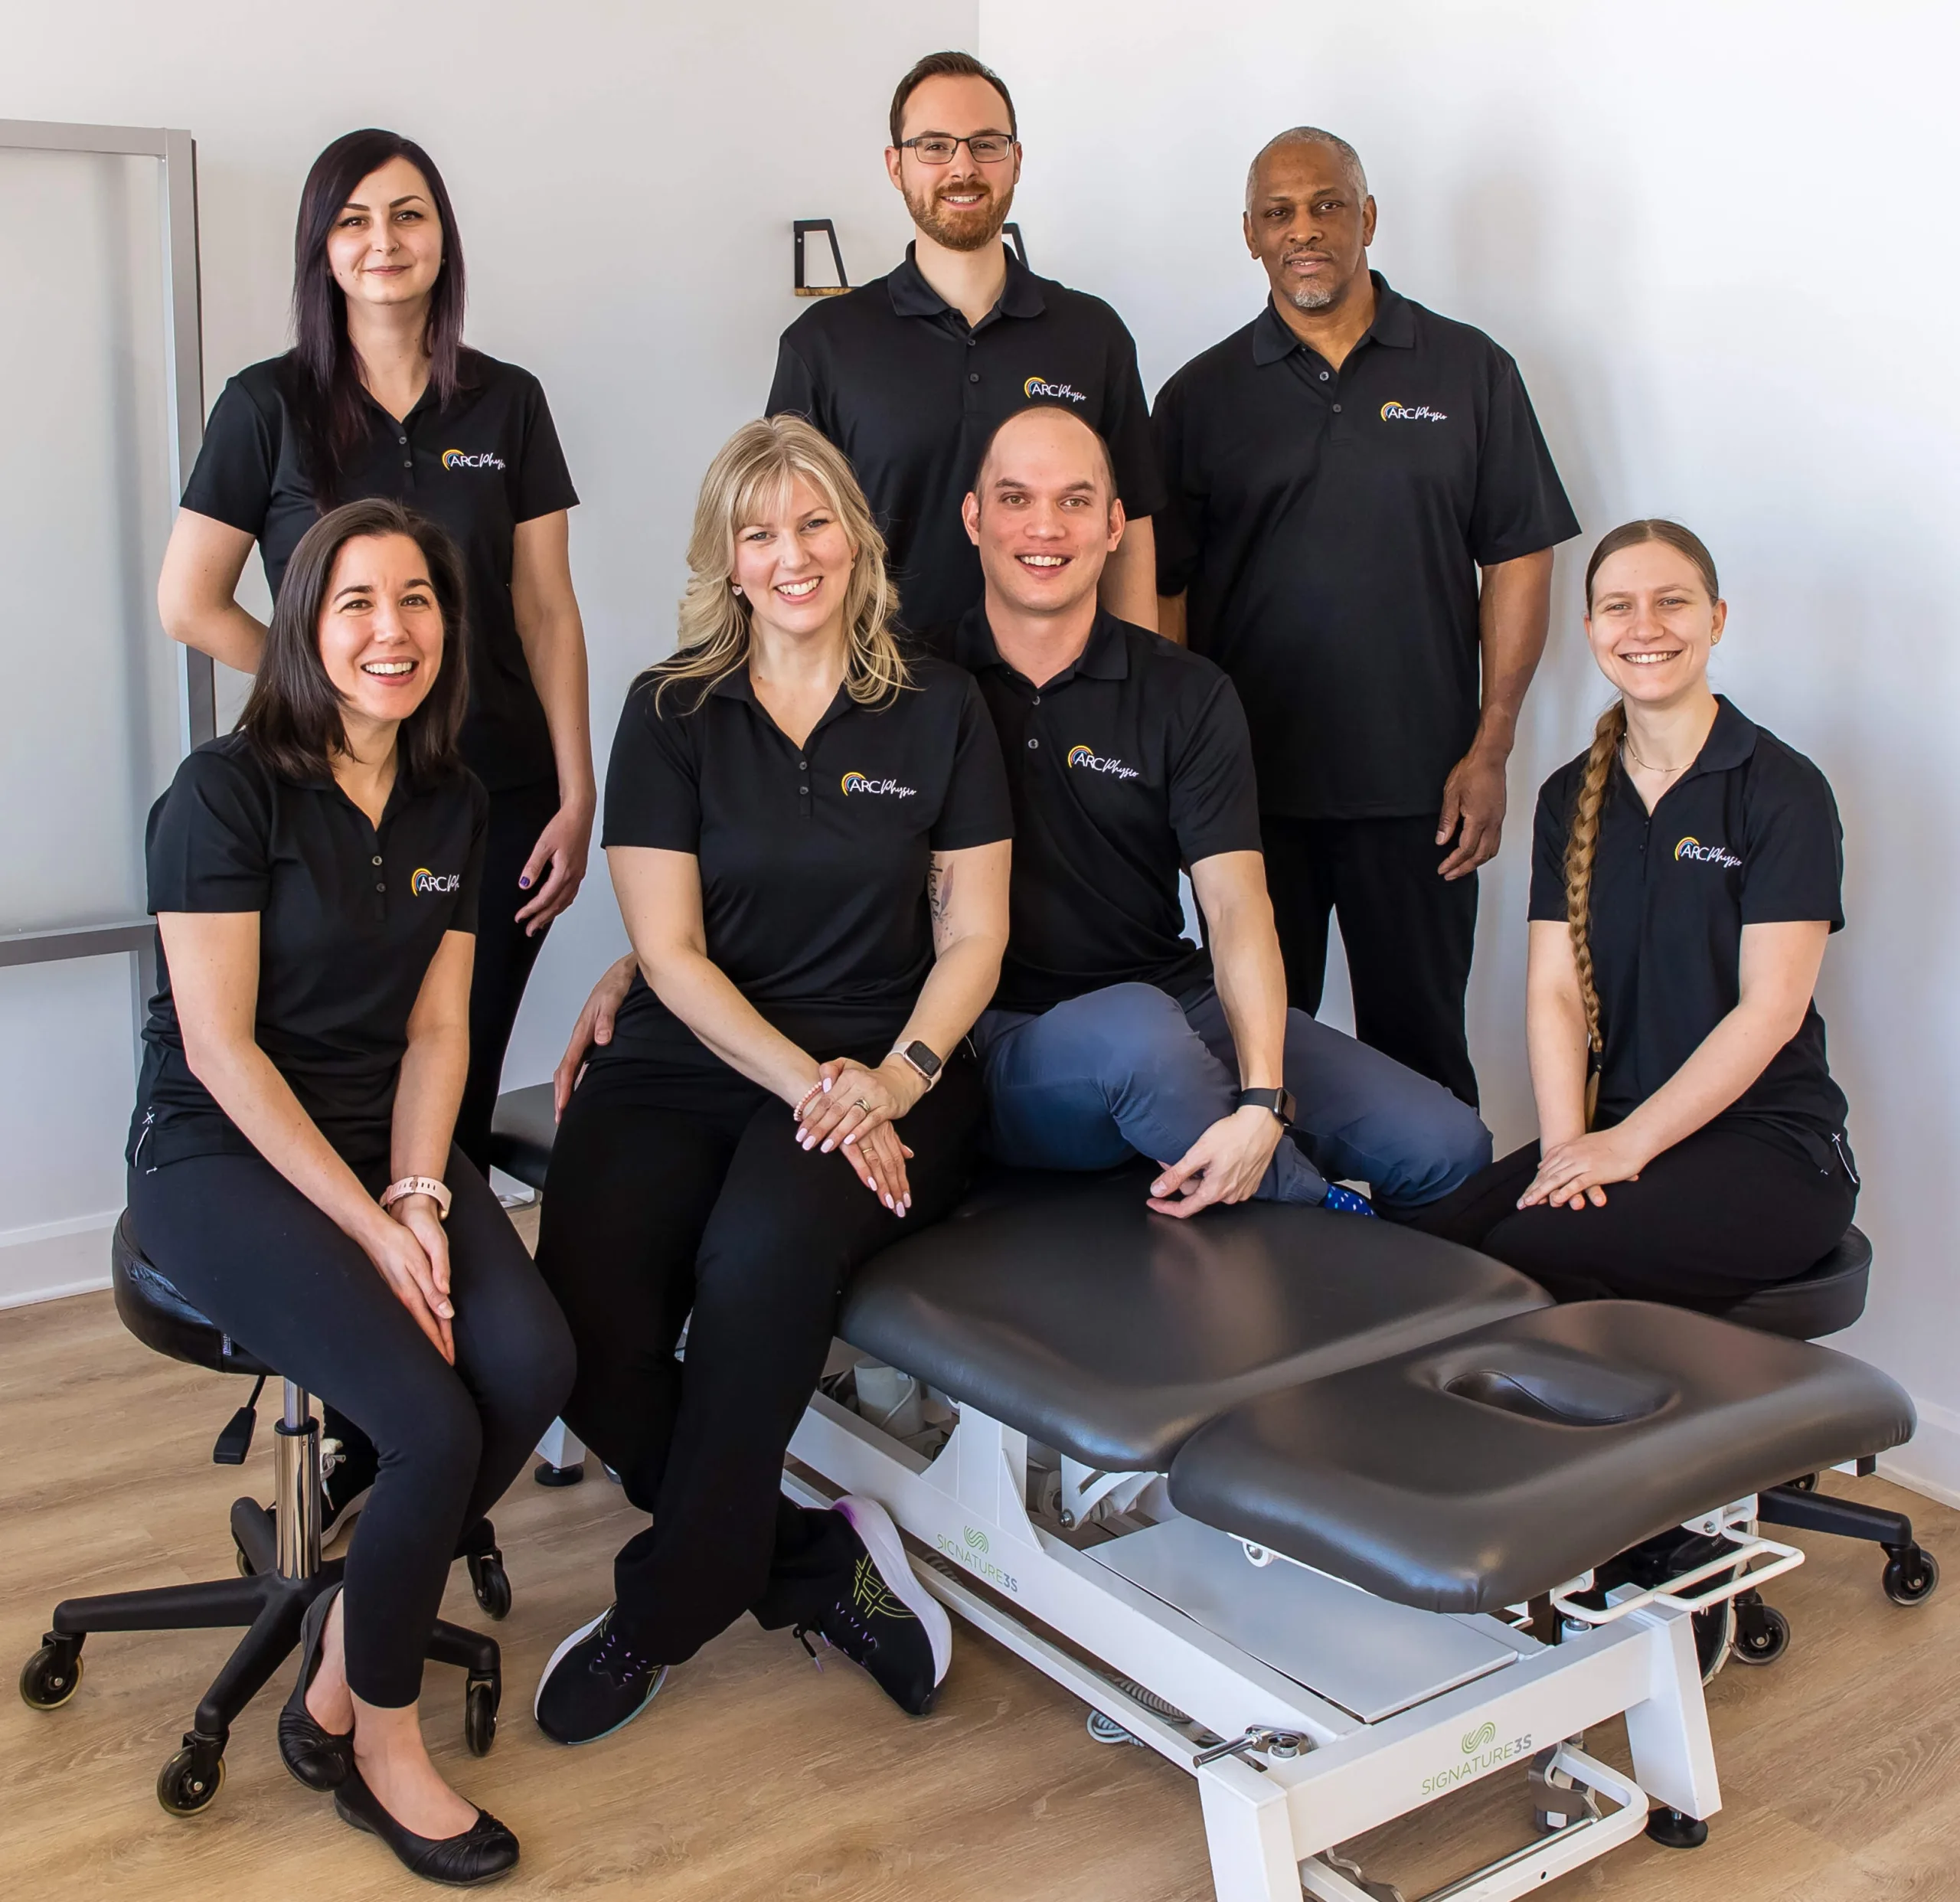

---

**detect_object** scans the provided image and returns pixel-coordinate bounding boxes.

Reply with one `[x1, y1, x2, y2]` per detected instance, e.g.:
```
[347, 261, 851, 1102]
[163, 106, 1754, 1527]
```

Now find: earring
[731, 584, 743, 596]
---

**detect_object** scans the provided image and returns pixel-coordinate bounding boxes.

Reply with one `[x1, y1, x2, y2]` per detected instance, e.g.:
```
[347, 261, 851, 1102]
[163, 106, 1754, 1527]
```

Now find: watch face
[904, 1040, 942, 1077]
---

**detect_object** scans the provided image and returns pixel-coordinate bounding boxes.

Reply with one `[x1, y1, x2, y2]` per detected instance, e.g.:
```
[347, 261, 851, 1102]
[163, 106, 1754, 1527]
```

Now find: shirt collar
[707, 662, 858, 739]
[1251, 270, 1413, 366]
[1686, 695, 1759, 777]
[956, 601, 1130, 685]
[887, 241, 1046, 326]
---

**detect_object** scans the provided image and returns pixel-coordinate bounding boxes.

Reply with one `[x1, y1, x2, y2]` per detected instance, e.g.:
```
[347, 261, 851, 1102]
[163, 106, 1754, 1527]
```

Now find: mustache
[935, 180, 994, 207]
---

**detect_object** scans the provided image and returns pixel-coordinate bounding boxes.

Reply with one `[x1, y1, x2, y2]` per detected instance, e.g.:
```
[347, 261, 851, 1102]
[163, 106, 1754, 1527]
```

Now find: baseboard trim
[1880, 1398, 1960, 1511]
[0, 1215, 117, 1310]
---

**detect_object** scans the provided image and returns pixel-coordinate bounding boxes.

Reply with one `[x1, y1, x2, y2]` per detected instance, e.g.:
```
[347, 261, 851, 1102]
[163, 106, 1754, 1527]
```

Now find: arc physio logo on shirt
[1674, 836, 1742, 868]
[1067, 744, 1141, 780]
[441, 448, 507, 470]
[410, 867, 462, 895]
[840, 770, 917, 799]
[1023, 376, 1087, 404]
[1379, 400, 1448, 423]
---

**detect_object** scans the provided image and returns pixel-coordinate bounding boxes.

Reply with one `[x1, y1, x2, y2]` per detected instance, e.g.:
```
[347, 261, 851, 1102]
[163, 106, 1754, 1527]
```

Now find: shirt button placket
[799, 758, 811, 815]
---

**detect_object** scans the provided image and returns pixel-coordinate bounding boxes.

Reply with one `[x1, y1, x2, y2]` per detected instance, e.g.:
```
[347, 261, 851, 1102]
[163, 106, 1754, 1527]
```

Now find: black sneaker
[533, 1606, 669, 1745]
[320, 1429, 377, 1547]
[795, 1495, 952, 1716]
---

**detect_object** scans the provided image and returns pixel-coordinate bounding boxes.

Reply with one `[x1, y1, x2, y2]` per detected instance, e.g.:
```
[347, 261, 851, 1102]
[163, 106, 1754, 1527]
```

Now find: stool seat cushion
[1168, 1299, 1916, 1613]
[1718, 1226, 1871, 1339]
[488, 1082, 555, 1193]
[839, 1163, 1551, 1472]
[112, 1212, 277, 1380]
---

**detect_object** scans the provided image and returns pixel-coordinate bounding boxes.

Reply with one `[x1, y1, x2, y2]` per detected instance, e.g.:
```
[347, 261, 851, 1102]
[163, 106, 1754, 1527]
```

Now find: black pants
[534, 1044, 983, 1665]
[455, 779, 561, 1172]
[128, 1146, 573, 1705]
[1398, 1124, 1857, 1308]
[1260, 813, 1480, 1109]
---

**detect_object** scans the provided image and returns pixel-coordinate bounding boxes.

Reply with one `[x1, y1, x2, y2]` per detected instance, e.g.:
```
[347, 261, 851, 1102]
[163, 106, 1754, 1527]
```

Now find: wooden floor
[4, 1253, 1958, 1900]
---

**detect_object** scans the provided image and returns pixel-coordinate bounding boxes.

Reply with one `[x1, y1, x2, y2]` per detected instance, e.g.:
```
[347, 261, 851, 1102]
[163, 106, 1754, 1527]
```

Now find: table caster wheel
[157, 1735, 225, 1815]
[1645, 1806, 1707, 1849]
[18, 1635, 84, 1711]
[1732, 1601, 1790, 1665]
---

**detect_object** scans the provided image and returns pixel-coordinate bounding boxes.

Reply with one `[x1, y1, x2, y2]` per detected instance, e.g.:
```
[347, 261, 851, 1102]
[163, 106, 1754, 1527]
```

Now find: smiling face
[315, 532, 445, 733]
[886, 71, 1021, 253]
[964, 408, 1124, 618]
[1243, 139, 1374, 314]
[1585, 541, 1727, 708]
[325, 155, 444, 312]
[731, 472, 859, 643]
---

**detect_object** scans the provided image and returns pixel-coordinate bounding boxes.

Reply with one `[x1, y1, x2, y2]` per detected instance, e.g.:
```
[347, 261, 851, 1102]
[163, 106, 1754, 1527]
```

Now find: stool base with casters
[17, 1215, 506, 1814]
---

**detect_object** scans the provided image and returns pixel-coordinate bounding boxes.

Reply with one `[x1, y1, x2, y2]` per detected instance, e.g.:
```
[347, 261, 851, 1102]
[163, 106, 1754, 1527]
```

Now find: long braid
[1563, 700, 1625, 1127]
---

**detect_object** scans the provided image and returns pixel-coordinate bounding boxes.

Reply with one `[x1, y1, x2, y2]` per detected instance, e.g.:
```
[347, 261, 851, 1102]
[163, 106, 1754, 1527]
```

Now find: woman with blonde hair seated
[1408, 519, 1857, 1306]
[532, 417, 1012, 1745]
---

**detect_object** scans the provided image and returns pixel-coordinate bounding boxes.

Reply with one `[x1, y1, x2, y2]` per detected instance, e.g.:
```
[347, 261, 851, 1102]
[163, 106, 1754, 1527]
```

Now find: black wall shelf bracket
[793, 220, 851, 297]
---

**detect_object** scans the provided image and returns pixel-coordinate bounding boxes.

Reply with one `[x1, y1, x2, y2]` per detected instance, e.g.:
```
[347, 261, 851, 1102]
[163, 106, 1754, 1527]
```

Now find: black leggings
[455, 779, 561, 1172]
[1399, 1123, 1857, 1309]
[534, 1044, 983, 1665]
[128, 1146, 573, 1705]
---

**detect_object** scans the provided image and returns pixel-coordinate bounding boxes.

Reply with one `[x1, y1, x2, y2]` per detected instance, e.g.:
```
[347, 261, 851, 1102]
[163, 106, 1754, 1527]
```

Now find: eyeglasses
[898, 132, 1016, 166]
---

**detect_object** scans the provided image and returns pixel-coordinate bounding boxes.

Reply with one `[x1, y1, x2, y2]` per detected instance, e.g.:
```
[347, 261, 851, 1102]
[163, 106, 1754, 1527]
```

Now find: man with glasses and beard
[769, 50, 1165, 632]
[1153, 127, 1579, 1109]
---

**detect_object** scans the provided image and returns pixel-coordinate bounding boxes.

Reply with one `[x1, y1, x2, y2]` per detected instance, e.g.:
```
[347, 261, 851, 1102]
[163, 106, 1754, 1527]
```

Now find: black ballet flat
[333, 1766, 520, 1887]
[279, 1583, 353, 1791]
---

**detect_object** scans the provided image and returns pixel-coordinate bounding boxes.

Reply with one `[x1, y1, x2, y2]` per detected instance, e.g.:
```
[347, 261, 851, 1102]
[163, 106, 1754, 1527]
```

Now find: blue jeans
[974, 981, 1492, 1211]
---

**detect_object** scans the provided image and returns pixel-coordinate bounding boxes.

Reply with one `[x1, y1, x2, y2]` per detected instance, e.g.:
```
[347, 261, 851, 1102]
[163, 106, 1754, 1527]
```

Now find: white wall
[1, 0, 977, 1301]
[981, 0, 1960, 1498]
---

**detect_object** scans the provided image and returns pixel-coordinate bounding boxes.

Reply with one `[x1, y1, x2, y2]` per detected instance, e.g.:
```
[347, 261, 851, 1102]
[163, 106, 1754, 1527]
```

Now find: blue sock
[1321, 1183, 1377, 1218]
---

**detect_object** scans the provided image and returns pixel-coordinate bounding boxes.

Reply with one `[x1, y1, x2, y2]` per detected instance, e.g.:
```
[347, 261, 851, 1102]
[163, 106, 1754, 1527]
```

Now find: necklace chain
[1622, 735, 1695, 775]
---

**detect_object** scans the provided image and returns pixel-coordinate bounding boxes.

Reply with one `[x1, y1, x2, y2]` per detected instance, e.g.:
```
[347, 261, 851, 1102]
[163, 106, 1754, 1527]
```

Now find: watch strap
[1236, 1087, 1295, 1127]
[381, 1176, 452, 1221]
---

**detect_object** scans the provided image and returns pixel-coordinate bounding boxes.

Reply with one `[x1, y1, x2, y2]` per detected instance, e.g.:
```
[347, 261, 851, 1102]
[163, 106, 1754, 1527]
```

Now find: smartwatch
[891, 1040, 944, 1091]
[1236, 1087, 1296, 1128]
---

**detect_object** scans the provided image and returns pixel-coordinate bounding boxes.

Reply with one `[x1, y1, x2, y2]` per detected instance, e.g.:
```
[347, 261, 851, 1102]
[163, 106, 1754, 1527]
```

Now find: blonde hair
[1564, 518, 1722, 1123]
[652, 416, 910, 714]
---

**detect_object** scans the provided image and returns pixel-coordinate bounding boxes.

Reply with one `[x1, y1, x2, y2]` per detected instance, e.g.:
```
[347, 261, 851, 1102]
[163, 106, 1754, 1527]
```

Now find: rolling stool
[1717, 1225, 1939, 1665]
[16, 1213, 509, 1814]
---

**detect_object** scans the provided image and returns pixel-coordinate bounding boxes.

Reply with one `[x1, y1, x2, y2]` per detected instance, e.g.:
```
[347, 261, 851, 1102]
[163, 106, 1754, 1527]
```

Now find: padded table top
[1168, 1300, 1918, 1613]
[840, 1162, 1550, 1471]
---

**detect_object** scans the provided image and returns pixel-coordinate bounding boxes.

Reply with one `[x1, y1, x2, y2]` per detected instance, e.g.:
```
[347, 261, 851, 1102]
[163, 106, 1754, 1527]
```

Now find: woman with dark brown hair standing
[158, 127, 593, 1174]
[1406, 520, 1858, 1306]
[130, 499, 571, 1883]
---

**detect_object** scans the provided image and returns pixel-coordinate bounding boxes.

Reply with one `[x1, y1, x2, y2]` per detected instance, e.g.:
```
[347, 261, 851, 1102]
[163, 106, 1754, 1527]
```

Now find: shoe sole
[532, 1611, 668, 1746]
[835, 1495, 952, 1691]
[333, 1796, 519, 1887]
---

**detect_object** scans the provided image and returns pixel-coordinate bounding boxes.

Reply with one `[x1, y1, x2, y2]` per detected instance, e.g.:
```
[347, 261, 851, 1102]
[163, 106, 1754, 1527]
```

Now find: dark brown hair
[290, 129, 469, 502]
[237, 498, 469, 784]
[1564, 519, 1723, 1111]
[889, 51, 1018, 147]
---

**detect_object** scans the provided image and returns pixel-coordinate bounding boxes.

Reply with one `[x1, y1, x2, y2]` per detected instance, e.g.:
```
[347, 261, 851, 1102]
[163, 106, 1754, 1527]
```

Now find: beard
[906, 175, 1014, 253]
[1277, 248, 1344, 311]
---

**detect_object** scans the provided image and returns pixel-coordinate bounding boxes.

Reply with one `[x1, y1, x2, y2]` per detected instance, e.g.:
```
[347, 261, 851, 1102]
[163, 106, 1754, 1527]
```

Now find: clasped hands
[793, 1055, 926, 1216]
[361, 1191, 456, 1364]
[1517, 1123, 1654, 1211]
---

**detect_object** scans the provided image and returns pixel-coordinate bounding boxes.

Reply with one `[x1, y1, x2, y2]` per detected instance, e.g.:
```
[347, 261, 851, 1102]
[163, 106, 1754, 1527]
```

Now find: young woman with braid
[1404, 521, 1857, 1306]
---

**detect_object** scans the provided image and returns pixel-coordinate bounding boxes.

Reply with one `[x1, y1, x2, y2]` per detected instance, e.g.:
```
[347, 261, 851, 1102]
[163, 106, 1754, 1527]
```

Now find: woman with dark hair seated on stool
[128, 498, 573, 1884]
[531, 417, 1011, 1746]
[1408, 519, 1858, 1305]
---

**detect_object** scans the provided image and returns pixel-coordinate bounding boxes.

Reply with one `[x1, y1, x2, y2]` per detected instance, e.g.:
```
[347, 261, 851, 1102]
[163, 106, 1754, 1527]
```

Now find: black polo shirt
[181, 348, 580, 792]
[930, 606, 1262, 1012]
[1153, 276, 1580, 819]
[132, 734, 488, 1173]
[767, 243, 1165, 632]
[598, 655, 1012, 1066]
[1528, 698, 1850, 1169]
